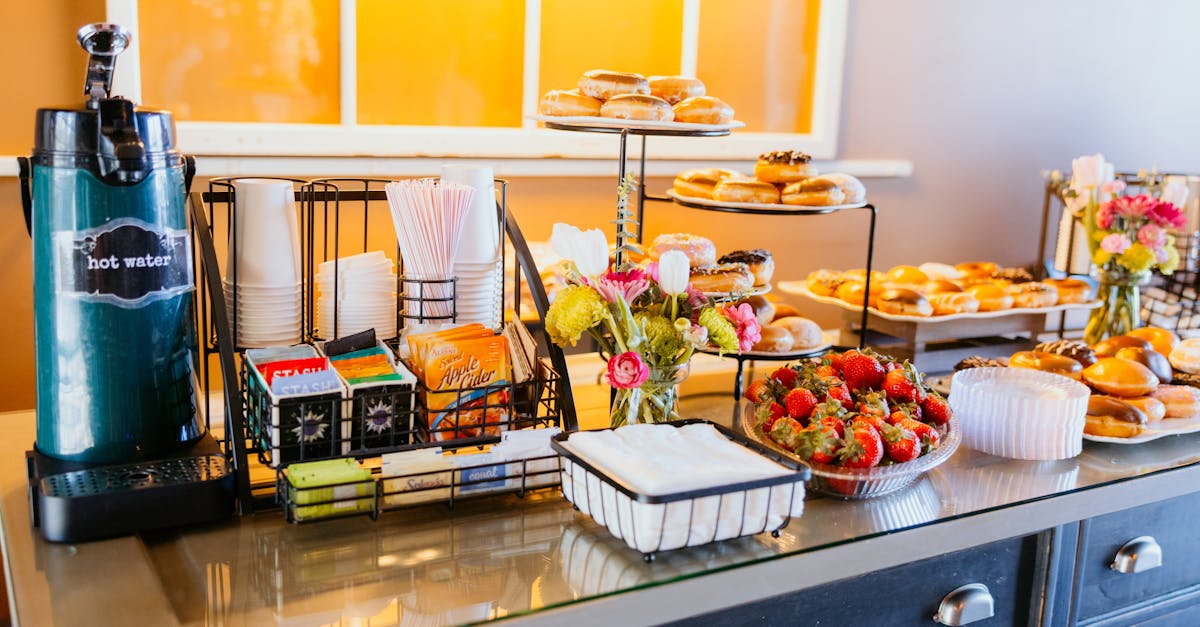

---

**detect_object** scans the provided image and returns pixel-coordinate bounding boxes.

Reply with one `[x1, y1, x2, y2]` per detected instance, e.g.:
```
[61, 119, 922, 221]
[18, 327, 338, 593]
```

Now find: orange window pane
[139, 0, 340, 124]
[697, 0, 821, 133]
[357, 0, 525, 127]
[539, 0, 683, 95]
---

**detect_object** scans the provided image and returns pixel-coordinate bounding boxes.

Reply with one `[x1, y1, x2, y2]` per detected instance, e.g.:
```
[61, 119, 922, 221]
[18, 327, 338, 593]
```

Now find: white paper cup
[229, 179, 302, 288]
[950, 367, 1090, 460]
[441, 165, 499, 263]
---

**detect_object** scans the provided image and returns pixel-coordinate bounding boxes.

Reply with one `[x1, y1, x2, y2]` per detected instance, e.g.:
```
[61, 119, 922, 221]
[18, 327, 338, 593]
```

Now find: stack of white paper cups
[442, 165, 502, 328]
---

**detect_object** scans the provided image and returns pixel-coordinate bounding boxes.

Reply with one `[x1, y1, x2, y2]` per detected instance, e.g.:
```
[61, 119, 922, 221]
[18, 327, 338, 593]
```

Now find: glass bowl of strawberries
[739, 348, 961, 499]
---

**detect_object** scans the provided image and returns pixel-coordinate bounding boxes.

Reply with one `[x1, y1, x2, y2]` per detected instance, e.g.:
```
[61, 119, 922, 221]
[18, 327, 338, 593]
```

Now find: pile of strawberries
[745, 348, 951, 470]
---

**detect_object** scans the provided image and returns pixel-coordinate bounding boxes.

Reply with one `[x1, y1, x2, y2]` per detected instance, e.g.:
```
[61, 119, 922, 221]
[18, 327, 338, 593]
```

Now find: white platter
[666, 190, 868, 213]
[1084, 414, 1200, 444]
[529, 114, 745, 133]
[778, 282, 1102, 323]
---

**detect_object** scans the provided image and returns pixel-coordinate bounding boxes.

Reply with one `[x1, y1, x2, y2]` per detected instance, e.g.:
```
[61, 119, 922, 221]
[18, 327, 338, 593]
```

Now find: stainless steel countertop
[4, 398, 1200, 626]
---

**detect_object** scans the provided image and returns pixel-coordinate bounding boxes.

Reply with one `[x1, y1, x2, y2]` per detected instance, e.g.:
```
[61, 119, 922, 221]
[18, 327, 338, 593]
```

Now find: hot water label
[53, 217, 193, 307]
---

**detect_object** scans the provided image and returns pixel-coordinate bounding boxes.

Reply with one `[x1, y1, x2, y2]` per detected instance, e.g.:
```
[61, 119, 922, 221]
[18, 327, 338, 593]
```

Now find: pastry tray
[529, 115, 744, 135]
[702, 283, 771, 300]
[550, 419, 808, 560]
[779, 282, 1101, 322]
[667, 190, 868, 214]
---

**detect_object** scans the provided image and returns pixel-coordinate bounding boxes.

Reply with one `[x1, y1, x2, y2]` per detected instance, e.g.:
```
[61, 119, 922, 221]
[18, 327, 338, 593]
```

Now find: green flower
[545, 285, 607, 347]
[638, 313, 685, 363]
[698, 308, 738, 354]
[1117, 242, 1156, 274]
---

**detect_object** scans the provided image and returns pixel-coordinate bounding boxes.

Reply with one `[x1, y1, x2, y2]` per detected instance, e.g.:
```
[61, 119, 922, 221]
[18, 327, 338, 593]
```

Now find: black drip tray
[29, 440, 236, 543]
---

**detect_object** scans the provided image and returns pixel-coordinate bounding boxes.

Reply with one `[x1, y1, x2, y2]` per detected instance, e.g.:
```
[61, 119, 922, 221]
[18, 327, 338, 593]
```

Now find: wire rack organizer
[192, 176, 578, 517]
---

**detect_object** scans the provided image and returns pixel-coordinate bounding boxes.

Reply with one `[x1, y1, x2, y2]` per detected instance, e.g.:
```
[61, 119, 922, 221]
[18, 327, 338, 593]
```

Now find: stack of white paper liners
[314, 251, 398, 339]
[384, 178, 475, 322]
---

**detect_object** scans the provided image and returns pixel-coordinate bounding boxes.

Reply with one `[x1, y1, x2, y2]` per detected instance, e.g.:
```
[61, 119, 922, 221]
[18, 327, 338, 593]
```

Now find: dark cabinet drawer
[1074, 491, 1200, 623]
[668, 535, 1038, 626]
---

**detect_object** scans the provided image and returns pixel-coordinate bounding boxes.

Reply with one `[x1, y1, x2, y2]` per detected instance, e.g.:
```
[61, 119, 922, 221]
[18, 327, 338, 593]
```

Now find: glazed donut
[689, 263, 753, 293]
[887, 265, 929, 284]
[822, 173, 867, 204]
[578, 70, 648, 100]
[928, 291, 980, 315]
[877, 288, 933, 317]
[1125, 396, 1167, 423]
[649, 233, 717, 268]
[771, 316, 824, 350]
[1114, 346, 1173, 383]
[600, 94, 673, 121]
[956, 261, 998, 279]
[714, 179, 780, 204]
[648, 75, 705, 105]
[921, 279, 964, 294]
[1169, 338, 1200, 374]
[673, 96, 734, 125]
[719, 249, 774, 286]
[782, 177, 846, 207]
[1010, 282, 1058, 308]
[754, 150, 815, 184]
[1149, 384, 1200, 418]
[753, 325, 794, 352]
[1127, 326, 1179, 358]
[1008, 350, 1083, 379]
[538, 89, 602, 117]
[1034, 339, 1097, 367]
[1093, 335, 1153, 358]
[918, 262, 962, 281]
[805, 269, 844, 297]
[990, 267, 1034, 285]
[735, 295, 775, 326]
[673, 168, 745, 200]
[1086, 396, 1148, 438]
[967, 284, 1013, 311]
[1082, 357, 1159, 397]
[1044, 278, 1093, 304]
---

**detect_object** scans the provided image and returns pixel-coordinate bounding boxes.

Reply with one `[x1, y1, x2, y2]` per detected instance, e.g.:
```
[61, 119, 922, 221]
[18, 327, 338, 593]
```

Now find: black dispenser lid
[32, 24, 181, 185]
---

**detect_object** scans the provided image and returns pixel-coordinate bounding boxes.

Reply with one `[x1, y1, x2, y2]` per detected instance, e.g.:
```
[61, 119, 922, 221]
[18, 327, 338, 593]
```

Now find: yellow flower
[1117, 242, 1156, 274]
[545, 285, 607, 347]
[1162, 246, 1180, 275]
[1092, 249, 1113, 267]
[698, 308, 738, 354]
[637, 313, 685, 363]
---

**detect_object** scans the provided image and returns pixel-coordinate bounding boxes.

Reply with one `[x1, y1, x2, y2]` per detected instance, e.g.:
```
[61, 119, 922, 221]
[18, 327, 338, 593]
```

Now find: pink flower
[685, 284, 707, 309]
[1137, 223, 1167, 248]
[1100, 233, 1132, 254]
[1095, 202, 1117, 229]
[721, 303, 762, 352]
[644, 261, 659, 282]
[1100, 180, 1127, 195]
[607, 351, 649, 389]
[1148, 199, 1186, 229]
[594, 269, 650, 303]
[683, 323, 709, 348]
[1155, 246, 1171, 263]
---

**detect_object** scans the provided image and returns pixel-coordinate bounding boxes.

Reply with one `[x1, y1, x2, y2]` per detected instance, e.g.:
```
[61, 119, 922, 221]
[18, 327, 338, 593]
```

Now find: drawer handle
[933, 583, 994, 626]
[1111, 535, 1162, 574]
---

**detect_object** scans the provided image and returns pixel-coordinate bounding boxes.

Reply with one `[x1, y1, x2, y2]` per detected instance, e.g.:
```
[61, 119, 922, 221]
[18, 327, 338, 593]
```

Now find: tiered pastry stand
[535, 117, 878, 399]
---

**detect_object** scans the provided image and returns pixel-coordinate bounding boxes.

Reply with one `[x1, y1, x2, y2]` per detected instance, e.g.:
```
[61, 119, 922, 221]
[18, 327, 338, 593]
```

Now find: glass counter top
[5, 394, 1200, 626]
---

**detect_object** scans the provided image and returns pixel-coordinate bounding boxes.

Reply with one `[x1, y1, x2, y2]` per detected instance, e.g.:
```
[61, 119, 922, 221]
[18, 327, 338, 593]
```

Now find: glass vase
[609, 363, 690, 428]
[1084, 267, 1150, 345]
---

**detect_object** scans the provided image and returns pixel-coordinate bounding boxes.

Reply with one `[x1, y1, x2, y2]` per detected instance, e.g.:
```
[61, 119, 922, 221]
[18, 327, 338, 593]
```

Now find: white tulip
[1161, 180, 1190, 208]
[1071, 153, 1108, 188]
[574, 228, 610, 278]
[657, 250, 690, 296]
[550, 223, 581, 261]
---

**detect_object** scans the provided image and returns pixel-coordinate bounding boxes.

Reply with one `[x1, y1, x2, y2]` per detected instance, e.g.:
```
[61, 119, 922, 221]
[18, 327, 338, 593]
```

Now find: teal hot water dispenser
[30, 24, 203, 463]
[21, 24, 242, 543]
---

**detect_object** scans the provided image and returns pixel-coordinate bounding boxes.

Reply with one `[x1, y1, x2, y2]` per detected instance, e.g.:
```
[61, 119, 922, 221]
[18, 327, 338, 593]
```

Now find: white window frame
[106, 0, 868, 175]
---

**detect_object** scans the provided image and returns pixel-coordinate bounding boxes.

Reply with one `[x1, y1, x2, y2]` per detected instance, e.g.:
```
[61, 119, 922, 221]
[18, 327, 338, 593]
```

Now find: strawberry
[921, 392, 953, 426]
[855, 411, 888, 435]
[882, 362, 925, 404]
[759, 402, 786, 432]
[743, 379, 771, 403]
[824, 477, 861, 496]
[784, 388, 818, 420]
[838, 419, 884, 468]
[880, 422, 920, 463]
[840, 350, 886, 391]
[768, 416, 805, 451]
[770, 367, 799, 390]
[809, 398, 846, 423]
[817, 415, 846, 438]
[855, 390, 890, 417]
[889, 401, 922, 423]
[796, 423, 842, 464]
[826, 351, 845, 374]
[825, 382, 854, 410]
[815, 362, 837, 378]
[899, 417, 941, 453]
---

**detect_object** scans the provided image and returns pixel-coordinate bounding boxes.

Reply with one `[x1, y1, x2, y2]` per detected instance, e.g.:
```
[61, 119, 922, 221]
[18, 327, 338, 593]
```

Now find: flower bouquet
[1062, 154, 1189, 344]
[543, 207, 760, 426]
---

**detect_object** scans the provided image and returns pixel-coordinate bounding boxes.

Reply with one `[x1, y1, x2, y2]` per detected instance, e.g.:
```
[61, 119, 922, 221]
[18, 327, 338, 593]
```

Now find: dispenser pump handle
[77, 23, 130, 107]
